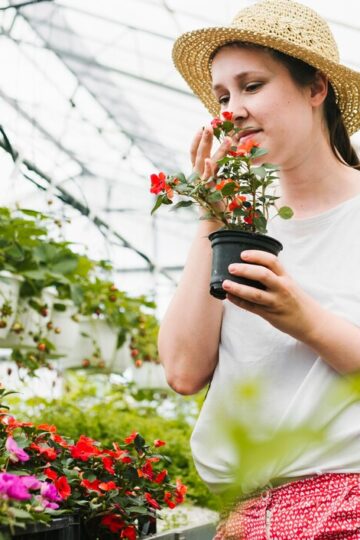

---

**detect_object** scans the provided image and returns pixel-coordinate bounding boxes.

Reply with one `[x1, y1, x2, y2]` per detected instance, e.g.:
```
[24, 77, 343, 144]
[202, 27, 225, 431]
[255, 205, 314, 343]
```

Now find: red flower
[29, 442, 57, 461]
[37, 423, 57, 433]
[215, 179, 233, 191]
[235, 138, 259, 156]
[145, 492, 161, 509]
[175, 479, 187, 504]
[121, 526, 137, 540]
[70, 435, 100, 461]
[163, 480, 187, 508]
[150, 173, 166, 195]
[81, 478, 101, 493]
[164, 491, 176, 509]
[1, 416, 34, 433]
[154, 439, 166, 448]
[222, 111, 233, 121]
[44, 467, 58, 481]
[244, 207, 260, 225]
[228, 195, 246, 212]
[124, 431, 138, 444]
[101, 514, 125, 533]
[52, 433, 69, 448]
[154, 469, 167, 484]
[99, 481, 117, 492]
[138, 460, 153, 480]
[55, 476, 71, 500]
[211, 116, 222, 129]
[102, 456, 115, 474]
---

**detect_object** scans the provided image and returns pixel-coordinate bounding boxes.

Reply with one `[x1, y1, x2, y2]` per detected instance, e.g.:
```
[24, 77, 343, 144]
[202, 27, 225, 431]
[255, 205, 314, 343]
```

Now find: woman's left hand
[222, 250, 324, 343]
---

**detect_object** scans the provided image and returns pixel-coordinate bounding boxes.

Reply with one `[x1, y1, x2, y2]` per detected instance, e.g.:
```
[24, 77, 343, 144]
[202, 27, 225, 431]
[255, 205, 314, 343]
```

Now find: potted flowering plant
[150, 113, 292, 299]
[0, 387, 186, 539]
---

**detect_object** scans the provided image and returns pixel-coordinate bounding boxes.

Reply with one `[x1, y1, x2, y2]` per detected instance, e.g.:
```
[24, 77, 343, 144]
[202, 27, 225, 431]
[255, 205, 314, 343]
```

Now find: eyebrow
[212, 71, 265, 92]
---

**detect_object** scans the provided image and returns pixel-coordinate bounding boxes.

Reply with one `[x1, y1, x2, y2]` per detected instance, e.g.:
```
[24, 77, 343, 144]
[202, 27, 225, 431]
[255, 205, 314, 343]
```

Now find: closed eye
[245, 82, 263, 92]
[218, 95, 229, 105]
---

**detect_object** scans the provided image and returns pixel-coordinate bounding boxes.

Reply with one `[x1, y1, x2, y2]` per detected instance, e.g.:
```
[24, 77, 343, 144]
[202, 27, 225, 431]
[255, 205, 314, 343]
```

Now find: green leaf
[9, 508, 33, 519]
[251, 166, 267, 178]
[173, 172, 186, 183]
[253, 215, 267, 233]
[221, 182, 237, 196]
[51, 258, 79, 275]
[251, 147, 268, 159]
[151, 195, 172, 215]
[221, 120, 234, 133]
[53, 302, 67, 312]
[170, 200, 194, 211]
[207, 191, 223, 202]
[278, 206, 294, 219]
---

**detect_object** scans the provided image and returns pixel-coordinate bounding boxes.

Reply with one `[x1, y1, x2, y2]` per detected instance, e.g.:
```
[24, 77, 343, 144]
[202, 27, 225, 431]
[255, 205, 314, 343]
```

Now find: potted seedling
[150, 113, 293, 299]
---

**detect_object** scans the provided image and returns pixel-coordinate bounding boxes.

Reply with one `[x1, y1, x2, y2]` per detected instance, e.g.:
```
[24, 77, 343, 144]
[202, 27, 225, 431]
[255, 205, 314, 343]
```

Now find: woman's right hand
[190, 126, 233, 180]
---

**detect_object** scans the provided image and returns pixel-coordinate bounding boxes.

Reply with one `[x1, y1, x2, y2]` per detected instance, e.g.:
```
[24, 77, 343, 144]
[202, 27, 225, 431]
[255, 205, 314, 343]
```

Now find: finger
[226, 293, 261, 314]
[194, 127, 213, 174]
[190, 129, 203, 167]
[211, 136, 232, 163]
[222, 280, 273, 307]
[241, 250, 285, 276]
[228, 262, 280, 290]
[201, 158, 215, 181]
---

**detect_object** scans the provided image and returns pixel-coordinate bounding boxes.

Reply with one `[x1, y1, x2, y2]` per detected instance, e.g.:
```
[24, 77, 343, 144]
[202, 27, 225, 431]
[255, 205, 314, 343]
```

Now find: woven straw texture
[172, 0, 360, 135]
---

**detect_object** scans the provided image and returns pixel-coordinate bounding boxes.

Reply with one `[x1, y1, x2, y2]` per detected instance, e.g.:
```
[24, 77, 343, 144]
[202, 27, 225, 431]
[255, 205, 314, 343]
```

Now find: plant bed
[0, 516, 77, 540]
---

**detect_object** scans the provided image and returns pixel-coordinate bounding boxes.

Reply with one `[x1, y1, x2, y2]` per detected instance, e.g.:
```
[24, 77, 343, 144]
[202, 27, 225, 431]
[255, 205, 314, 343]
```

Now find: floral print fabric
[214, 473, 360, 539]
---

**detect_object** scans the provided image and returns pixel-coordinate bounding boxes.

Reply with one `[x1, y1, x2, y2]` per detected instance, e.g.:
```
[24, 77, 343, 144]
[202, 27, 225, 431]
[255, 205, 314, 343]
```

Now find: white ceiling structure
[1, 0, 360, 314]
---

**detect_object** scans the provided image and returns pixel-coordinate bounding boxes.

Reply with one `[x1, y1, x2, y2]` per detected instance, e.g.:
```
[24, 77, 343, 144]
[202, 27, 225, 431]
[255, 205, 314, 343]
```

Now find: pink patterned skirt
[214, 473, 360, 539]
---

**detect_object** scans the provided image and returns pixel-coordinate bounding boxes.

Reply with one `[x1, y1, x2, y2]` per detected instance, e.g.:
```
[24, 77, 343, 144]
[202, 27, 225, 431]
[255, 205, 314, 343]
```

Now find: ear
[309, 71, 328, 107]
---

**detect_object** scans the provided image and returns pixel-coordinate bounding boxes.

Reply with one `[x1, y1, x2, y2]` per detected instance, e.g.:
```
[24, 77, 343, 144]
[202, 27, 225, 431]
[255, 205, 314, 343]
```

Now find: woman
[159, 0, 360, 537]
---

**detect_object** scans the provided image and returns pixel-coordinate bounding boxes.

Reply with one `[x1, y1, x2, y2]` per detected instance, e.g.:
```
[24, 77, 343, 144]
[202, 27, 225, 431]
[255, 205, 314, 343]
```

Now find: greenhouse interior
[1, 0, 360, 538]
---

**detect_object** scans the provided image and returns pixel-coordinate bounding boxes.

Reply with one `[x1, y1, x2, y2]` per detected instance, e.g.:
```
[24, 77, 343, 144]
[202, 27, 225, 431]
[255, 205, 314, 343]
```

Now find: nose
[227, 95, 249, 126]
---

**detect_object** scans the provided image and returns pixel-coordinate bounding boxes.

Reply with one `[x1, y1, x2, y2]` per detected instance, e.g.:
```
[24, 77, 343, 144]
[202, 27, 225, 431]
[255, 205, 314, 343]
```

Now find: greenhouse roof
[1, 0, 360, 312]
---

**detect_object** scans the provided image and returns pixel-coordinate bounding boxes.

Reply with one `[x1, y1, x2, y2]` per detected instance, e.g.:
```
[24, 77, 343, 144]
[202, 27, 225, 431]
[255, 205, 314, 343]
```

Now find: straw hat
[172, 0, 360, 135]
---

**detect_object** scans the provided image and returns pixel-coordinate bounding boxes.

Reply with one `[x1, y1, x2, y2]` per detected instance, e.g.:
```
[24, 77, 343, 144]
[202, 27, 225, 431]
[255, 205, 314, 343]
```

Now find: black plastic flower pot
[208, 229, 283, 300]
[0, 516, 78, 540]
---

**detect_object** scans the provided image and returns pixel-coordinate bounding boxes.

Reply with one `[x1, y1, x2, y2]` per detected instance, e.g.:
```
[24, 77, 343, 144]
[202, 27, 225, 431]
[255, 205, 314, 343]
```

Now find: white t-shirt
[191, 192, 360, 494]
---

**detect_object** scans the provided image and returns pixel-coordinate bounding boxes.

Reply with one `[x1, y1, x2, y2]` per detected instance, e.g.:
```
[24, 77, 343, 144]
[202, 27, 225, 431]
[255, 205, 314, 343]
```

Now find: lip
[238, 129, 262, 143]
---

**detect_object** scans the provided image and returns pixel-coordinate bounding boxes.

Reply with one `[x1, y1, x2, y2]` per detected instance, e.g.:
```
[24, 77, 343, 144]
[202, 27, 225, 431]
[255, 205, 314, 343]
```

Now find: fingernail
[241, 251, 250, 259]
[228, 265, 236, 273]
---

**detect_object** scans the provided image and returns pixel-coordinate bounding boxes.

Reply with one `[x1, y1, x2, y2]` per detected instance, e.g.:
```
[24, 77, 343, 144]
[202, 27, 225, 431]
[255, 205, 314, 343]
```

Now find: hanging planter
[131, 361, 169, 390]
[107, 338, 132, 373]
[208, 229, 283, 299]
[1, 288, 54, 349]
[0, 271, 22, 341]
[45, 299, 80, 357]
[61, 317, 118, 371]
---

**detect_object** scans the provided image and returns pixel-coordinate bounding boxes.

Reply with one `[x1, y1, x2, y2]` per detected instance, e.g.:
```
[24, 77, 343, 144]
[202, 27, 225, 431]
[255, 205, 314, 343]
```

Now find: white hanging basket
[61, 317, 118, 371]
[45, 300, 80, 356]
[107, 338, 132, 373]
[0, 287, 54, 348]
[0, 271, 22, 341]
[130, 362, 169, 390]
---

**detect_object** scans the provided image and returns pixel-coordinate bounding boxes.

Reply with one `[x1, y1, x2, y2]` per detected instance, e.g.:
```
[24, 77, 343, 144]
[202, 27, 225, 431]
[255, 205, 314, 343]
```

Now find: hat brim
[172, 27, 360, 136]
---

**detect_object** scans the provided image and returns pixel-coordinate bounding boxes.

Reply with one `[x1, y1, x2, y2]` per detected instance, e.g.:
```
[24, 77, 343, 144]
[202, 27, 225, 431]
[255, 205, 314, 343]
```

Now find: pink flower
[5, 436, 30, 463]
[0, 473, 37, 501]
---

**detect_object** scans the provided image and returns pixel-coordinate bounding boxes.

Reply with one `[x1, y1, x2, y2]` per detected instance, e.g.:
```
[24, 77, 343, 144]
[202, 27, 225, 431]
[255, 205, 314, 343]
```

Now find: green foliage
[9, 375, 220, 511]
[0, 207, 160, 374]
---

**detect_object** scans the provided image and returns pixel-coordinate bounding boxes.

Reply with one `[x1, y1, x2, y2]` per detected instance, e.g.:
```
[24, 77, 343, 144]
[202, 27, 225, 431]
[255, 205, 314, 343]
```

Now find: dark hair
[212, 43, 360, 168]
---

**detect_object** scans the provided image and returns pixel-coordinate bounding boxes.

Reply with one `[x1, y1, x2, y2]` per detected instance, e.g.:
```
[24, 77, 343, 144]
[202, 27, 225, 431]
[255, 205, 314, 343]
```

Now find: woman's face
[211, 46, 317, 168]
